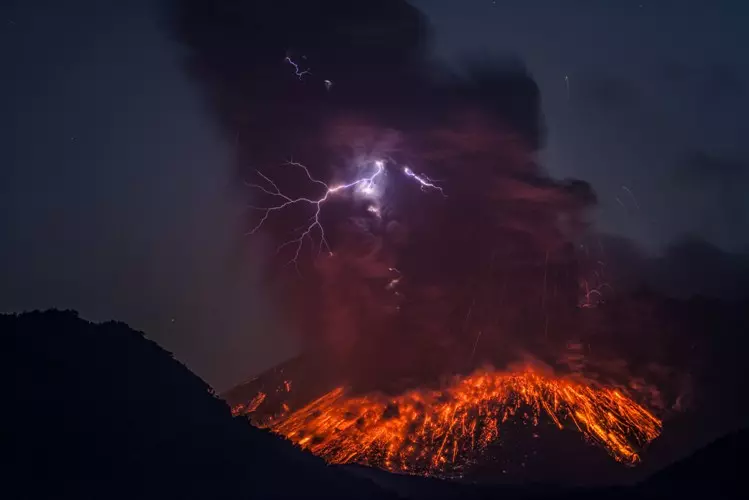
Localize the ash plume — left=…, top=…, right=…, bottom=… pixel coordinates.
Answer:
left=170, top=0, right=598, bottom=391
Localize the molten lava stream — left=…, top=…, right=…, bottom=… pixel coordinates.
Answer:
left=245, top=368, right=662, bottom=476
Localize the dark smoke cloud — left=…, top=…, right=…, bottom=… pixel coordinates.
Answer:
left=670, top=151, right=749, bottom=248
left=645, top=237, right=749, bottom=300
left=171, top=0, right=601, bottom=391
left=582, top=232, right=749, bottom=301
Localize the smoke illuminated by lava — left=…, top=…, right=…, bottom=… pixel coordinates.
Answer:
left=177, top=0, right=671, bottom=479
left=237, top=367, right=661, bottom=476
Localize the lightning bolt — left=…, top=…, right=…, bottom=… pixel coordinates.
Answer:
left=247, top=159, right=446, bottom=269
left=402, top=167, right=446, bottom=196
left=283, top=52, right=334, bottom=90
left=284, top=55, right=310, bottom=79
left=246, top=160, right=385, bottom=267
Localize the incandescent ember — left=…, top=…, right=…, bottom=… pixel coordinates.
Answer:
left=234, top=366, right=662, bottom=477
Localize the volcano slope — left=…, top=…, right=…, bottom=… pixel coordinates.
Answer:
left=5, top=310, right=390, bottom=500
left=5, top=310, right=745, bottom=499
left=225, top=287, right=749, bottom=488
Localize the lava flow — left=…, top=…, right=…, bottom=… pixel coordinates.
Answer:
left=238, top=367, right=662, bottom=476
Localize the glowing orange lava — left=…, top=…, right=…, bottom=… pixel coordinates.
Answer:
left=240, top=368, right=661, bottom=476
left=232, top=391, right=266, bottom=416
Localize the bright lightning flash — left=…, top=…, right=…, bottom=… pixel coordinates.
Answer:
left=403, top=167, right=446, bottom=196
left=247, top=159, right=445, bottom=268
left=247, top=160, right=385, bottom=266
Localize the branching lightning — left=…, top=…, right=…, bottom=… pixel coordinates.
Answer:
left=403, top=167, right=446, bottom=196
left=284, top=55, right=310, bottom=79
left=247, top=160, right=384, bottom=266
left=283, top=51, right=334, bottom=91
left=247, top=159, right=445, bottom=268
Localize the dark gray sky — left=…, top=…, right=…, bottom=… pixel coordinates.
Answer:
left=414, top=0, right=749, bottom=252
left=2, top=0, right=748, bottom=389
left=1, top=0, right=293, bottom=390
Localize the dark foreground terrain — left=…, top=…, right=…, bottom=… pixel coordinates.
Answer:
left=5, top=310, right=744, bottom=499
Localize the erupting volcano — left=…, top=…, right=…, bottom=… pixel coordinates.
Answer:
left=176, top=0, right=673, bottom=483
left=231, top=366, right=661, bottom=477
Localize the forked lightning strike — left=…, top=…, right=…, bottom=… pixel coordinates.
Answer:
left=247, top=159, right=445, bottom=267
left=284, top=55, right=310, bottom=79
left=403, top=167, right=446, bottom=196
left=247, top=160, right=385, bottom=266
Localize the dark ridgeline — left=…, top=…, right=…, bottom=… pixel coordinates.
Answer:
left=5, top=310, right=391, bottom=499
left=342, top=428, right=746, bottom=500
left=4, top=309, right=745, bottom=498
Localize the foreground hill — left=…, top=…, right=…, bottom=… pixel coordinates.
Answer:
left=5, top=310, right=390, bottom=499
left=4, top=310, right=744, bottom=499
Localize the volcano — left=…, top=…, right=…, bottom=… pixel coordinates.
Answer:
left=224, top=354, right=662, bottom=485
left=175, top=0, right=675, bottom=485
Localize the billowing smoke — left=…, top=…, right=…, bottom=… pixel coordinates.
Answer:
left=171, top=0, right=598, bottom=391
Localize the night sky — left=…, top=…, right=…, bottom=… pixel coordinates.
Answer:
left=2, top=0, right=748, bottom=390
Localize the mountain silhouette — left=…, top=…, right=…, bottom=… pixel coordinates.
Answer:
left=5, top=310, right=390, bottom=499
left=5, top=309, right=744, bottom=499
